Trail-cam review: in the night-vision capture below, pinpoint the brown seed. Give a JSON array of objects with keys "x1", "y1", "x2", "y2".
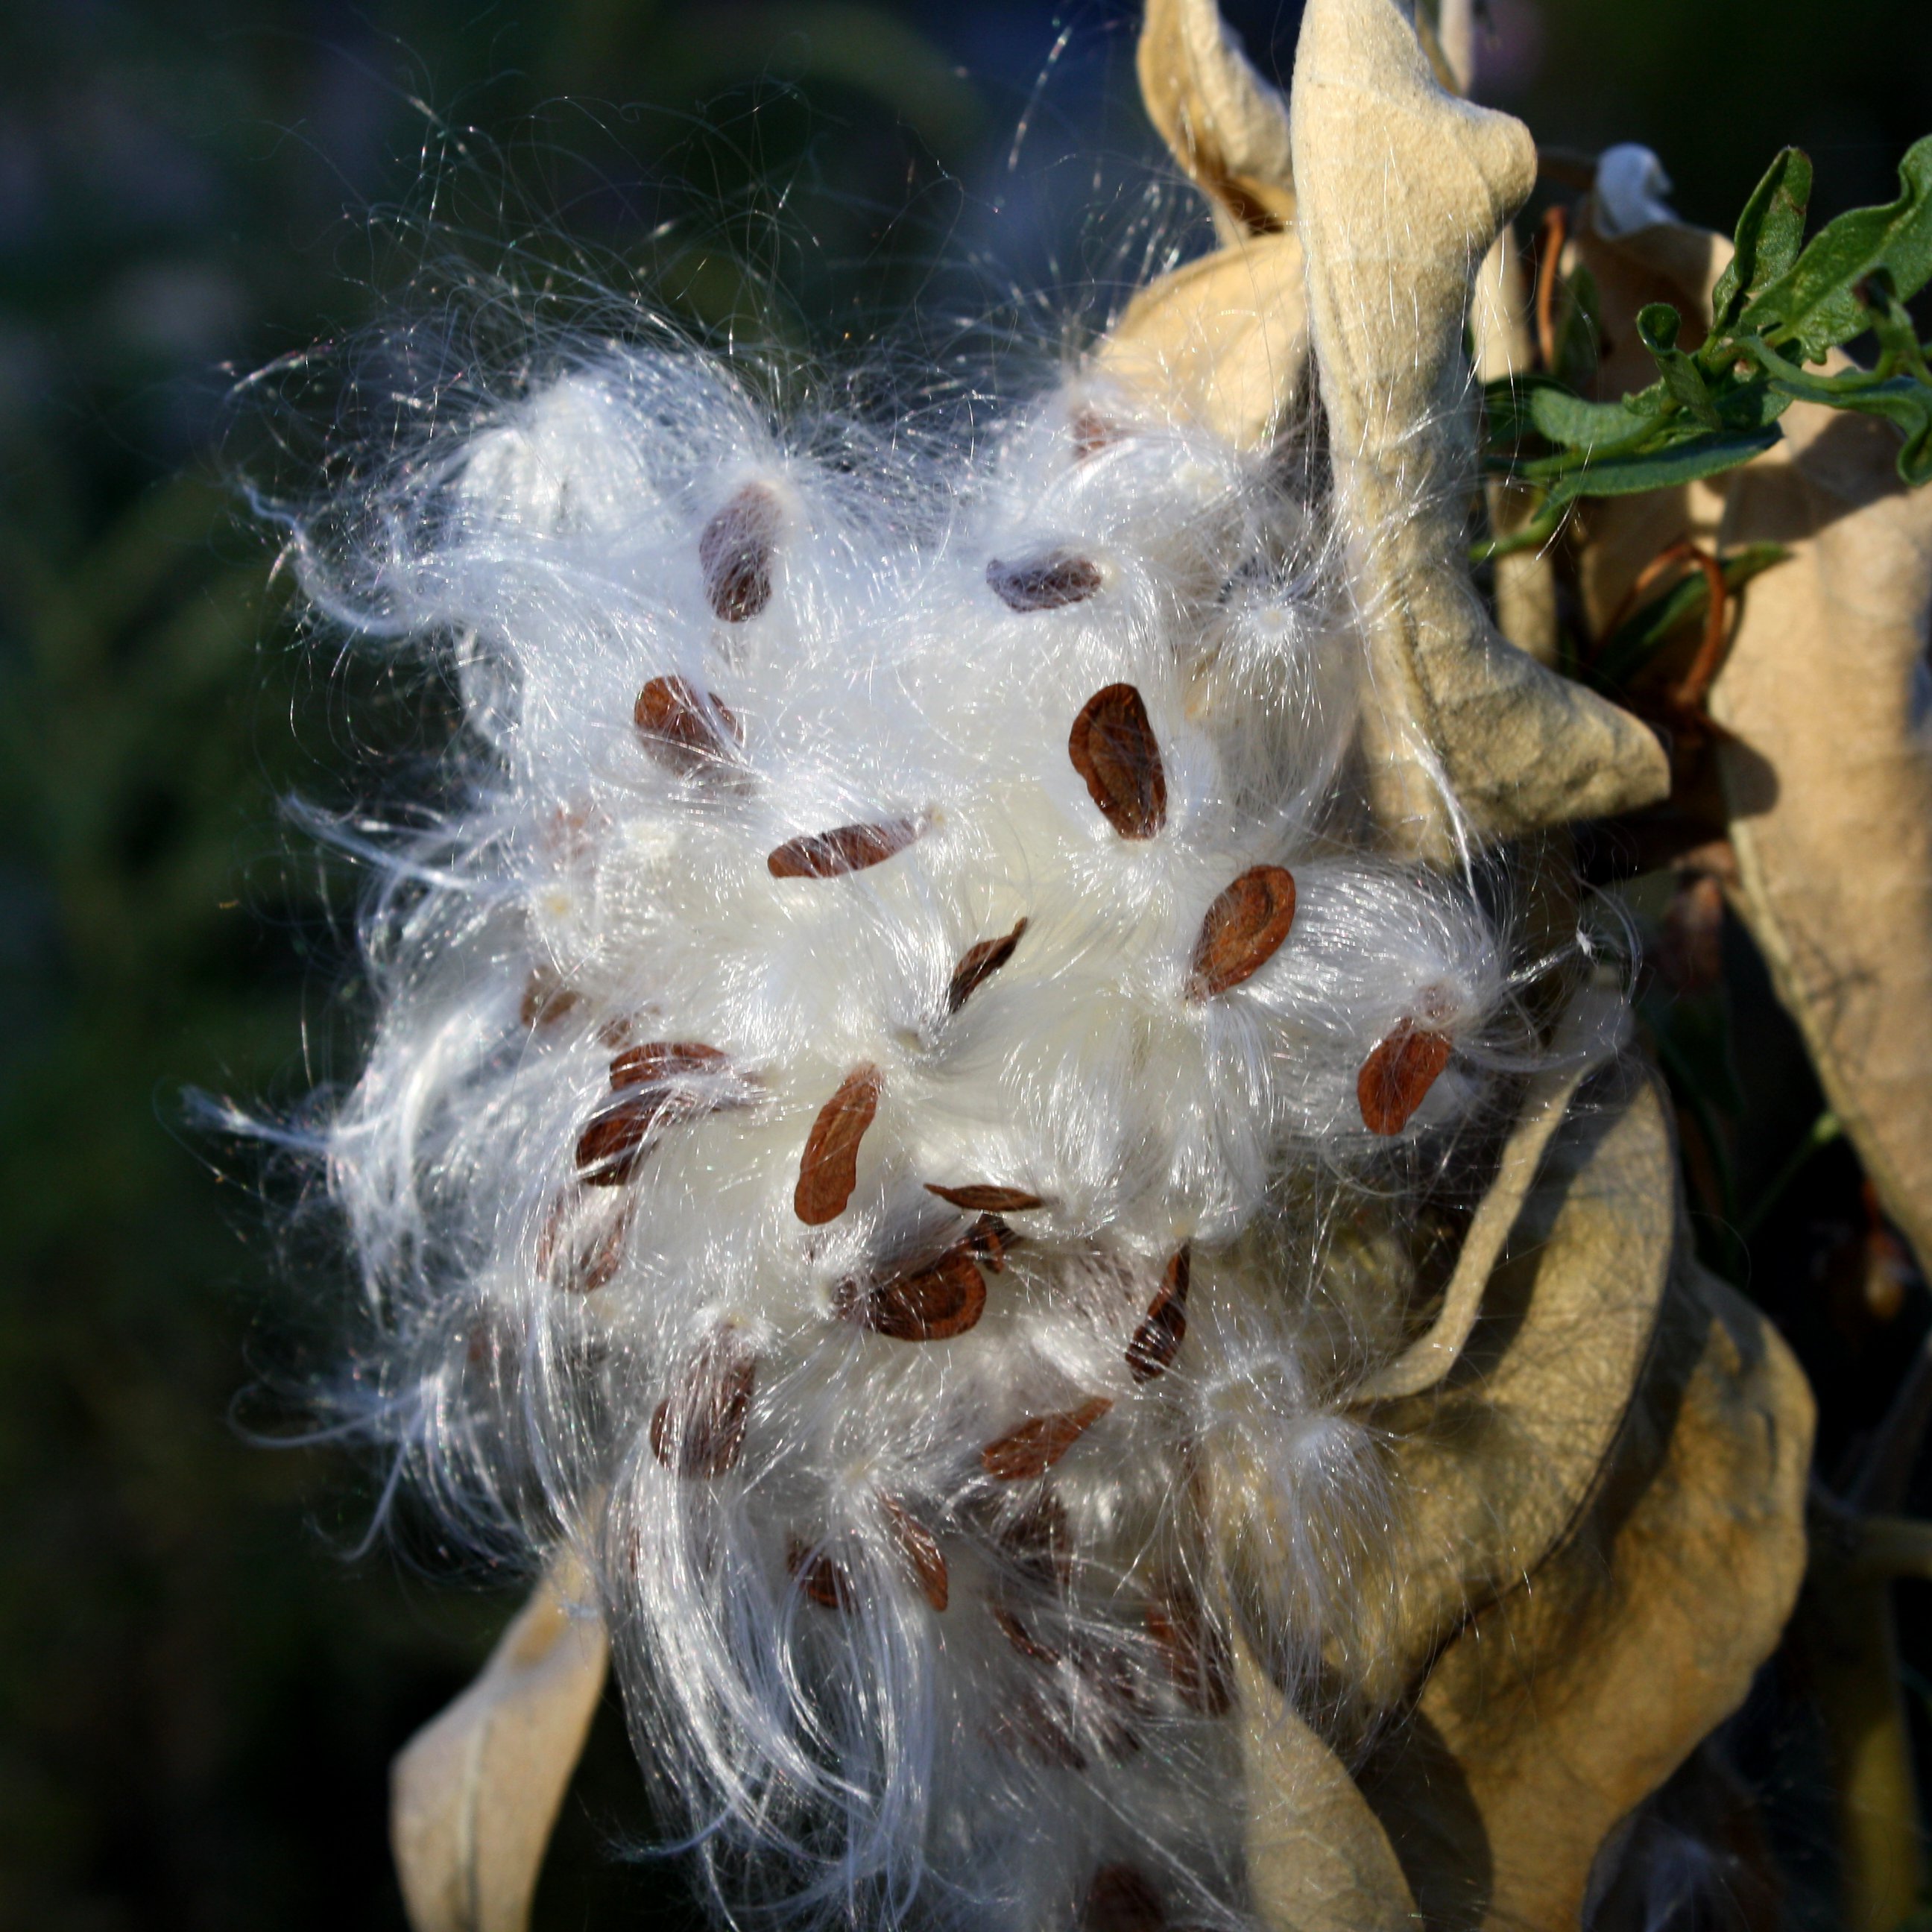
[
  {"x1": 1068, "y1": 408, "x2": 1119, "y2": 461},
  {"x1": 634, "y1": 675, "x2": 741, "y2": 767},
  {"x1": 609, "y1": 1039, "x2": 730, "y2": 1090},
  {"x1": 1357, "y1": 1020, "x2": 1454, "y2": 1135},
  {"x1": 962, "y1": 1213, "x2": 1017, "y2": 1273},
  {"x1": 1145, "y1": 1584, "x2": 1233, "y2": 1717},
  {"x1": 698, "y1": 482, "x2": 780, "y2": 622},
  {"x1": 786, "y1": 1538, "x2": 858, "y2": 1612},
  {"x1": 650, "y1": 1333, "x2": 756, "y2": 1477},
  {"x1": 998, "y1": 1490, "x2": 1073, "y2": 1590},
  {"x1": 982, "y1": 1396, "x2": 1114, "y2": 1481},
  {"x1": 794, "y1": 1065, "x2": 882, "y2": 1224},
  {"x1": 1126, "y1": 1246, "x2": 1191, "y2": 1383},
  {"x1": 881, "y1": 1494, "x2": 949, "y2": 1611},
  {"x1": 987, "y1": 552, "x2": 1104, "y2": 613},
  {"x1": 575, "y1": 1087, "x2": 698, "y2": 1187},
  {"x1": 989, "y1": 1690, "x2": 1087, "y2": 1771},
  {"x1": 924, "y1": 1182, "x2": 1045, "y2": 1213},
  {"x1": 837, "y1": 1241, "x2": 985, "y2": 1342},
  {"x1": 1069, "y1": 684, "x2": 1166, "y2": 840},
  {"x1": 1185, "y1": 865, "x2": 1297, "y2": 1000},
  {"x1": 991, "y1": 1603, "x2": 1061, "y2": 1667},
  {"x1": 540, "y1": 1191, "x2": 632, "y2": 1294},
  {"x1": 1082, "y1": 1866, "x2": 1167, "y2": 1932},
  {"x1": 946, "y1": 917, "x2": 1029, "y2": 1014},
  {"x1": 768, "y1": 819, "x2": 921, "y2": 880},
  {"x1": 520, "y1": 967, "x2": 581, "y2": 1030}
]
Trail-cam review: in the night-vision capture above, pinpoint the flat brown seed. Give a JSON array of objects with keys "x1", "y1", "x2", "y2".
[
  {"x1": 1357, "y1": 1020, "x2": 1454, "y2": 1136},
  {"x1": 1185, "y1": 865, "x2": 1297, "y2": 1000},
  {"x1": 520, "y1": 967, "x2": 581, "y2": 1029},
  {"x1": 650, "y1": 1335, "x2": 755, "y2": 1477},
  {"x1": 698, "y1": 482, "x2": 780, "y2": 622},
  {"x1": 1082, "y1": 1866, "x2": 1167, "y2": 1932},
  {"x1": 1126, "y1": 1246, "x2": 1192, "y2": 1382},
  {"x1": 786, "y1": 1539, "x2": 858, "y2": 1612},
  {"x1": 924, "y1": 1183, "x2": 1046, "y2": 1213},
  {"x1": 1068, "y1": 684, "x2": 1166, "y2": 839},
  {"x1": 989, "y1": 1691, "x2": 1087, "y2": 1771},
  {"x1": 634, "y1": 675, "x2": 742, "y2": 766},
  {"x1": 768, "y1": 819, "x2": 921, "y2": 880},
  {"x1": 998, "y1": 1490, "x2": 1073, "y2": 1590},
  {"x1": 1145, "y1": 1585, "x2": 1233, "y2": 1716},
  {"x1": 987, "y1": 552, "x2": 1104, "y2": 613},
  {"x1": 946, "y1": 917, "x2": 1029, "y2": 1014},
  {"x1": 962, "y1": 1213, "x2": 1017, "y2": 1273},
  {"x1": 991, "y1": 1603, "x2": 1061, "y2": 1667},
  {"x1": 1068, "y1": 408, "x2": 1119, "y2": 461},
  {"x1": 609, "y1": 1039, "x2": 730, "y2": 1090},
  {"x1": 982, "y1": 1396, "x2": 1114, "y2": 1481},
  {"x1": 843, "y1": 1243, "x2": 986, "y2": 1342},
  {"x1": 881, "y1": 1494, "x2": 950, "y2": 1611},
  {"x1": 575, "y1": 1087, "x2": 693, "y2": 1187},
  {"x1": 794, "y1": 1065, "x2": 882, "y2": 1224}
]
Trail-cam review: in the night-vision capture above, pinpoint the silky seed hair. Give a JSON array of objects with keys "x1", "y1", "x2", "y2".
[{"x1": 271, "y1": 328, "x2": 1559, "y2": 1931}]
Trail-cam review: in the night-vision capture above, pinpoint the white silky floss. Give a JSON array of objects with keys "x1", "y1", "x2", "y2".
[{"x1": 306, "y1": 342, "x2": 1528, "y2": 1931}]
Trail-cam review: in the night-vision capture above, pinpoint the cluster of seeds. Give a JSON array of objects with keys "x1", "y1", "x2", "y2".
[{"x1": 314, "y1": 348, "x2": 1514, "y2": 1930}]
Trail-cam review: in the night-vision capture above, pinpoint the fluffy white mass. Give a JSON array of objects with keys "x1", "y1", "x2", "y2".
[{"x1": 291, "y1": 338, "x2": 1545, "y2": 1931}]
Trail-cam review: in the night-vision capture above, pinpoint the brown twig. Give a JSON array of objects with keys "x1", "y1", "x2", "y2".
[{"x1": 1534, "y1": 202, "x2": 1568, "y2": 374}]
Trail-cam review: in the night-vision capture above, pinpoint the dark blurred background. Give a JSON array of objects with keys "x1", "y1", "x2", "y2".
[{"x1": 2, "y1": 1, "x2": 1931, "y2": 1927}]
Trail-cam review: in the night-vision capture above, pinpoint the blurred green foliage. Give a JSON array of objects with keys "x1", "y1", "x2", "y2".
[{"x1": 0, "y1": 0, "x2": 1927, "y2": 1926}]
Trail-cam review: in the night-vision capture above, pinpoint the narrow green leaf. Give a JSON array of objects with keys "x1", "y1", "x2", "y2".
[
  {"x1": 1711, "y1": 148, "x2": 1814, "y2": 329},
  {"x1": 1548, "y1": 428, "x2": 1784, "y2": 504},
  {"x1": 1767, "y1": 364, "x2": 1932, "y2": 487},
  {"x1": 1638, "y1": 303, "x2": 1724, "y2": 428},
  {"x1": 1527, "y1": 388, "x2": 1650, "y2": 449},
  {"x1": 1739, "y1": 134, "x2": 1932, "y2": 359}
]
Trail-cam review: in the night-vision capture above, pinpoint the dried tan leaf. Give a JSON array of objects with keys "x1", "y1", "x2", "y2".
[
  {"x1": 1352, "y1": 985, "x2": 1623, "y2": 1402},
  {"x1": 1136, "y1": 0, "x2": 1295, "y2": 242},
  {"x1": 1096, "y1": 236, "x2": 1308, "y2": 451},
  {"x1": 1289, "y1": 0, "x2": 1668, "y2": 852},
  {"x1": 391, "y1": 1548, "x2": 608, "y2": 1932},
  {"x1": 1237, "y1": 1634, "x2": 1420, "y2": 1932},
  {"x1": 1368, "y1": 1263, "x2": 1813, "y2": 1930},
  {"x1": 1571, "y1": 212, "x2": 1932, "y2": 1279}
]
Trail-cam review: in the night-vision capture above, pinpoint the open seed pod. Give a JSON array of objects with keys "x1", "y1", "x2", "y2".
[{"x1": 372, "y1": 2, "x2": 1817, "y2": 1928}]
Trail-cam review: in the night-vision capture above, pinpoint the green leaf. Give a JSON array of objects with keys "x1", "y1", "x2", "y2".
[
  {"x1": 1711, "y1": 148, "x2": 1814, "y2": 330},
  {"x1": 1638, "y1": 303, "x2": 1724, "y2": 428},
  {"x1": 1739, "y1": 134, "x2": 1932, "y2": 359},
  {"x1": 1592, "y1": 542, "x2": 1791, "y2": 692},
  {"x1": 1767, "y1": 363, "x2": 1932, "y2": 487},
  {"x1": 1527, "y1": 387, "x2": 1650, "y2": 449},
  {"x1": 1547, "y1": 428, "x2": 1784, "y2": 505}
]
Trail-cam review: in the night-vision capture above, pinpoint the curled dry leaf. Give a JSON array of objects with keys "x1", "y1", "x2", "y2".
[
  {"x1": 835, "y1": 1240, "x2": 987, "y2": 1342},
  {"x1": 987, "y1": 552, "x2": 1104, "y2": 612},
  {"x1": 650, "y1": 1331, "x2": 757, "y2": 1478},
  {"x1": 1236, "y1": 1633, "x2": 1420, "y2": 1932},
  {"x1": 1126, "y1": 1246, "x2": 1192, "y2": 1381},
  {"x1": 1355, "y1": 1020, "x2": 1453, "y2": 1135},
  {"x1": 982, "y1": 1397, "x2": 1115, "y2": 1481},
  {"x1": 1289, "y1": 0, "x2": 1667, "y2": 853},
  {"x1": 1187, "y1": 865, "x2": 1297, "y2": 1000},
  {"x1": 924, "y1": 1182, "x2": 1044, "y2": 1213},
  {"x1": 768, "y1": 819, "x2": 921, "y2": 880},
  {"x1": 947, "y1": 918, "x2": 1029, "y2": 1014},
  {"x1": 391, "y1": 1547, "x2": 608, "y2": 1932},
  {"x1": 794, "y1": 1065, "x2": 882, "y2": 1224},
  {"x1": 699, "y1": 482, "x2": 780, "y2": 622},
  {"x1": 1571, "y1": 209, "x2": 1932, "y2": 1280},
  {"x1": 1367, "y1": 1265, "x2": 1812, "y2": 1930},
  {"x1": 634, "y1": 675, "x2": 742, "y2": 767},
  {"x1": 881, "y1": 1494, "x2": 950, "y2": 1611},
  {"x1": 1070, "y1": 684, "x2": 1167, "y2": 840}
]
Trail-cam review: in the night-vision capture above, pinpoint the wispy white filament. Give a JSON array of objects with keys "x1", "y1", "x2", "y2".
[{"x1": 282, "y1": 337, "x2": 1553, "y2": 1931}]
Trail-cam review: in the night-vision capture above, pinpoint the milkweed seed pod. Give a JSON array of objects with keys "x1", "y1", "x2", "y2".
[{"x1": 279, "y1": 1, "x2": 1824, "y2": 1928}]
